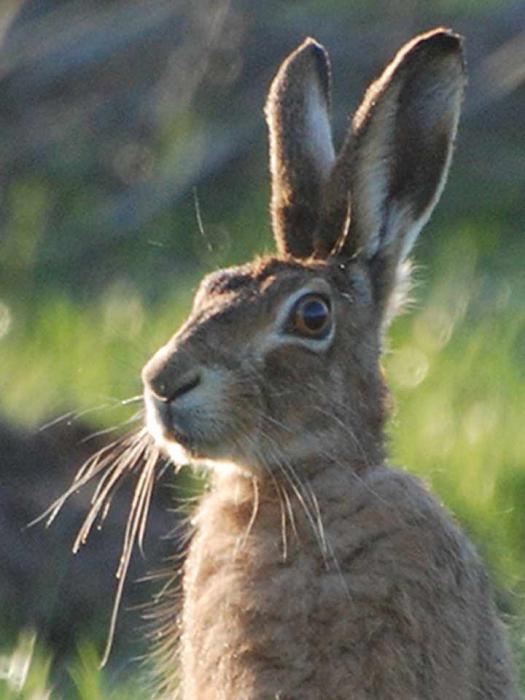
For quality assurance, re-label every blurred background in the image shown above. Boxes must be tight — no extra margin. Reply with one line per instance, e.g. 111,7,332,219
0,0,523,696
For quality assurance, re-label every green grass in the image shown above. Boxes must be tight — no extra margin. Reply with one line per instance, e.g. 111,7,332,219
0,632,52,700
387,236,525,588
0,633,152,699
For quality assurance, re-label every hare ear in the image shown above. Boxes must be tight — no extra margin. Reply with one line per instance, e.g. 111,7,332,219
265,38,335,259
327,29,466,310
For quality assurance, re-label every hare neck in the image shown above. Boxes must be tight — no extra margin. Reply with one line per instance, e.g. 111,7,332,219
179,459,384,699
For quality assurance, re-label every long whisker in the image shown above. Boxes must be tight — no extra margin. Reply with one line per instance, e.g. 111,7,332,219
37,395,143,433
235,475,260,555
259,431,326,561
31,423,164,668
27,433,135,529
268,466,293,561
73,437,148,552
247,419,352,601
100,442,160,667
80,410,144,443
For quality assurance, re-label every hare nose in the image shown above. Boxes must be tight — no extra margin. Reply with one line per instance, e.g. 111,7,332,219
143,363,201,403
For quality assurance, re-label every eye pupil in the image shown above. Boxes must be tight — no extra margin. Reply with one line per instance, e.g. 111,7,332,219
302,300,328,330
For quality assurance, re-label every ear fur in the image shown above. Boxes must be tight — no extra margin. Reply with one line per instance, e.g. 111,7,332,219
265,38,335,259
331,29,466,311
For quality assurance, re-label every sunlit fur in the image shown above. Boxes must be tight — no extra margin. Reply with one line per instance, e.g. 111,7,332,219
52,28,520,699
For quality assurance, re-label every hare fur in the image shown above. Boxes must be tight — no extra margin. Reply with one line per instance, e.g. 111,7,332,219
141,29,520,699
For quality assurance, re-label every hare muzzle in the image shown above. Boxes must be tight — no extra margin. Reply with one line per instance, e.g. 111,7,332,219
143,353,220,458
142,322,264,469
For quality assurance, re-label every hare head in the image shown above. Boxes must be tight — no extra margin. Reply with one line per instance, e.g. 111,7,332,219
142,28,466,478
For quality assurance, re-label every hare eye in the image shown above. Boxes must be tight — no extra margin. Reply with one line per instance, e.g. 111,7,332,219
291,294,331,338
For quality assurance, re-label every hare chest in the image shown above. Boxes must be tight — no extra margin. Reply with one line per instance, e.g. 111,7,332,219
177,467,513,700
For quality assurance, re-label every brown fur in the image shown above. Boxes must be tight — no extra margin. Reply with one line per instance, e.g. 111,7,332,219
139,29,521,698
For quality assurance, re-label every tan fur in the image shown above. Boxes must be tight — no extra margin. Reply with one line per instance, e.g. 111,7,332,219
140,29,521,699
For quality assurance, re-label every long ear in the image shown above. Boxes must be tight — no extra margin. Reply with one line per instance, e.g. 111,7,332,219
317,29,466,308
265,38,335,259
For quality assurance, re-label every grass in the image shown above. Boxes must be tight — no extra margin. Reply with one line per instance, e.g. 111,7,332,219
0,633,151,699
388,232,525,581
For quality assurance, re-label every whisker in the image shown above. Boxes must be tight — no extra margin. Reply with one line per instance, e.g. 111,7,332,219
138,448,160,554
260,434,324,558
120,395,144,406
100,442,160,667
38,395,143,433
31,422,165,668
26,434,132,529
38,410,79,432
73,441,147,552
247,421,352,597
235,475,260,555
80,411,143,443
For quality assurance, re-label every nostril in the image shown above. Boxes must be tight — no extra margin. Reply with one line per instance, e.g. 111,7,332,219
170,373,201,402
148,372,201,403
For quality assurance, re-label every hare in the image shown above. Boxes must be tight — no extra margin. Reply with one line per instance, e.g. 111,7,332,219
138,28,522,699
50,27,519,699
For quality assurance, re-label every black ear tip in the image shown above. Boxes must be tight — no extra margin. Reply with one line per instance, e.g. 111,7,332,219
414,27,465,56
297,37,331,99
391,28,466,81
277,37,331,84
295,37,330,66
301,36,326,53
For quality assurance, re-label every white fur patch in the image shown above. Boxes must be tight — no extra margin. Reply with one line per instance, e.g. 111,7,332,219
305,81,335,178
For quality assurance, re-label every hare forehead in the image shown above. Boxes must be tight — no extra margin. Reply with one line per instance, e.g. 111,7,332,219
193,258,324,309
193,257,370,311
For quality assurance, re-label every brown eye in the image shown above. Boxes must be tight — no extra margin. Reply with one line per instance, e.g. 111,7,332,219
291,294,332,338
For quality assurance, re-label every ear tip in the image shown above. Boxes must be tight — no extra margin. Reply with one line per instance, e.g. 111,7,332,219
269,37,332,105
290,37,331,76
303,38,331,97
411,27,465,62
387,27,466,91
424,29,467,90
301,37,329,58
423,26,464,45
